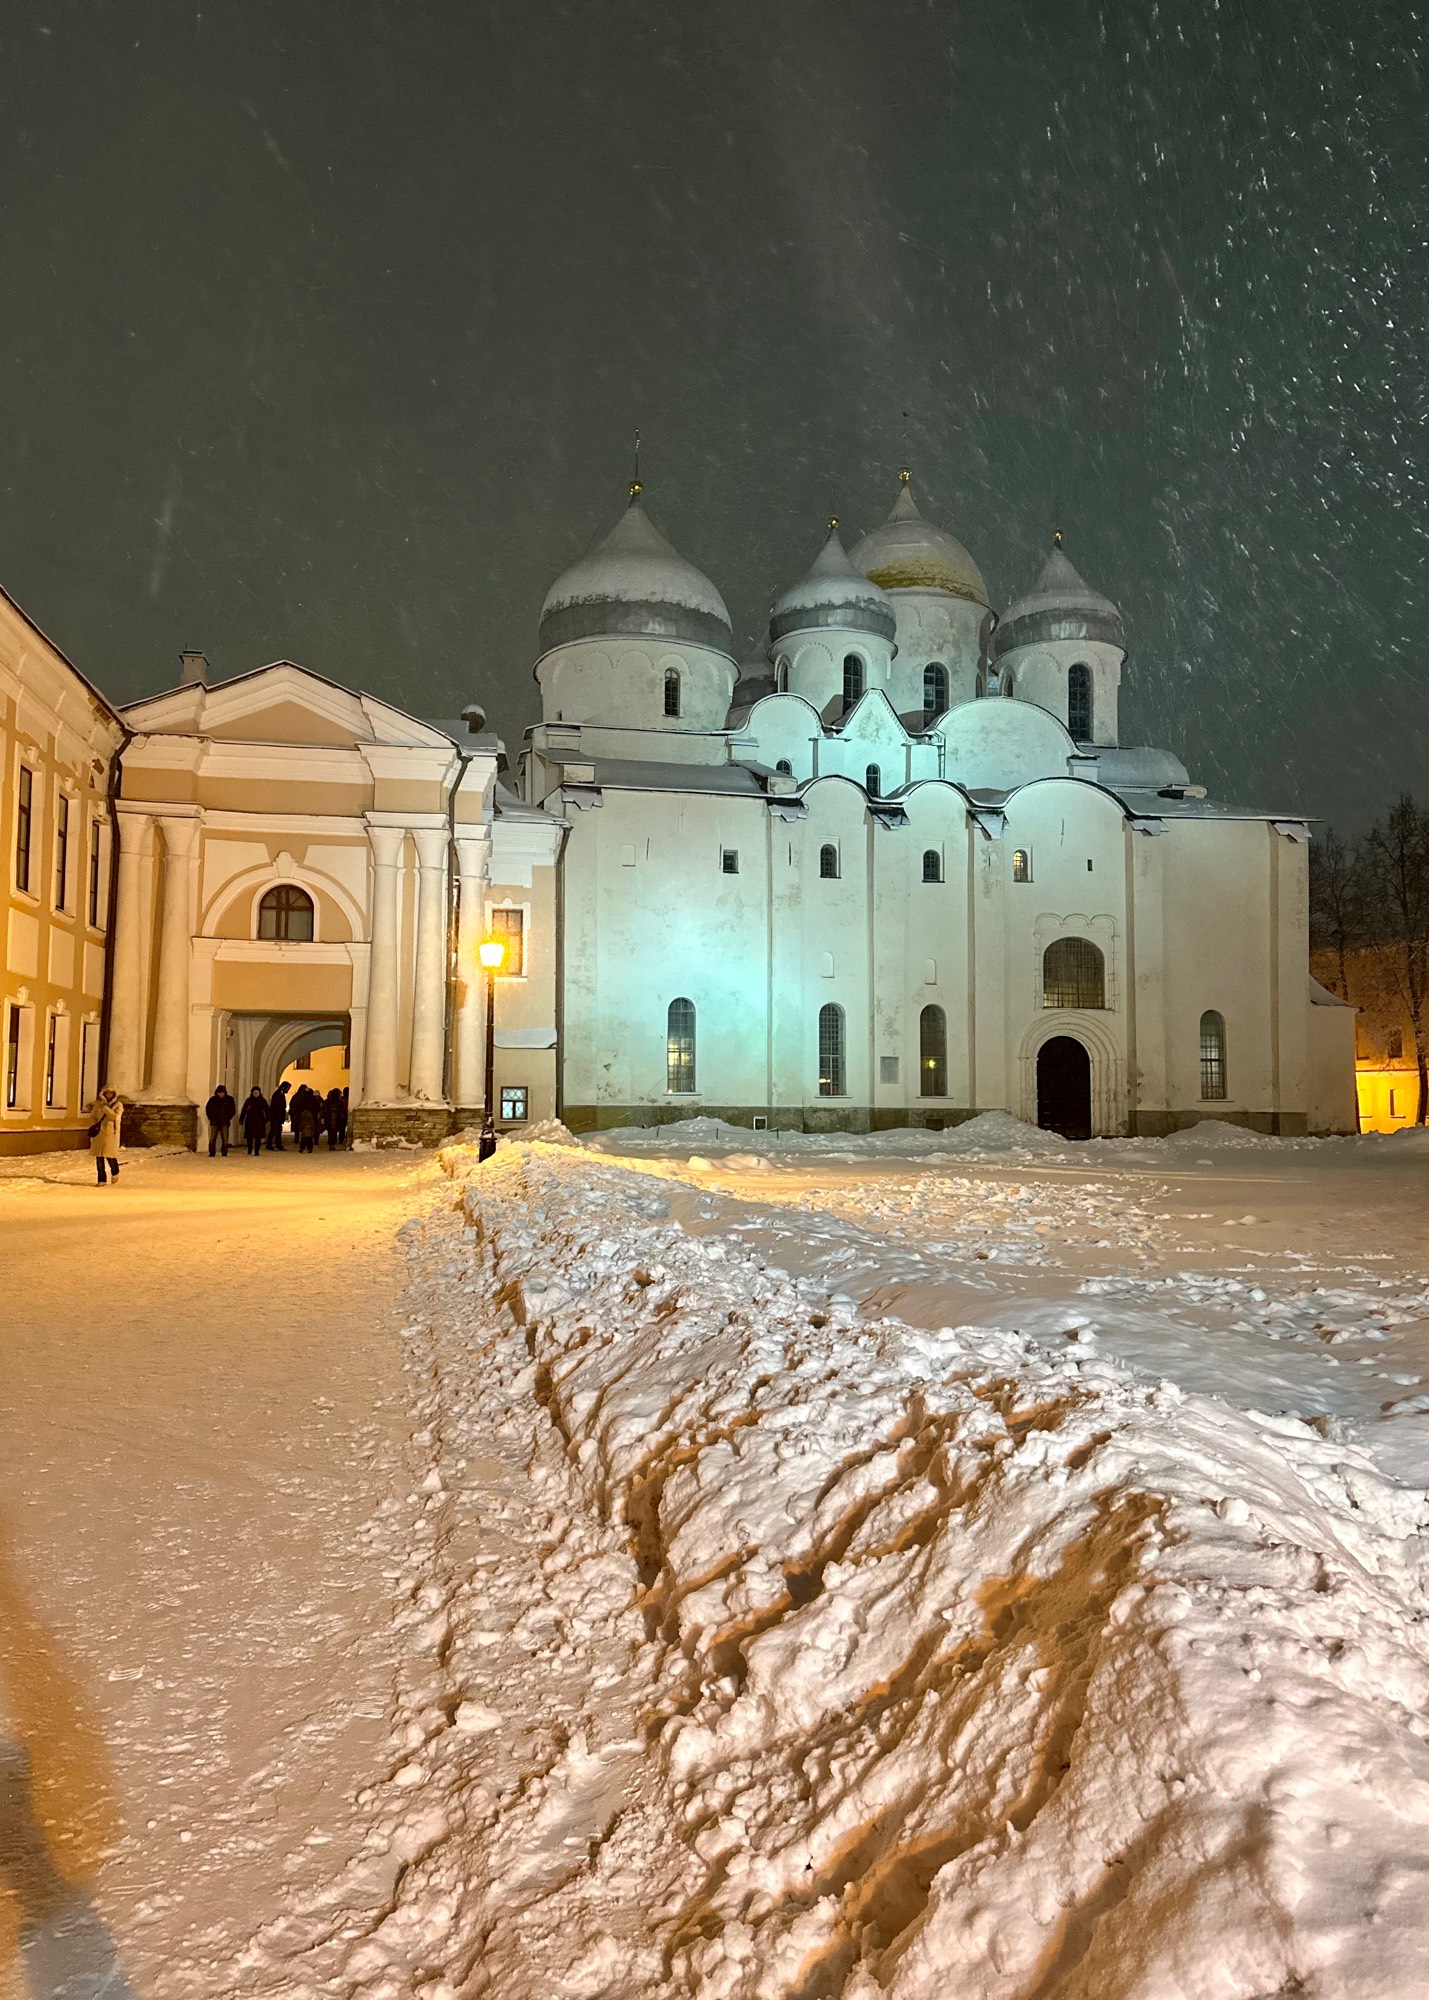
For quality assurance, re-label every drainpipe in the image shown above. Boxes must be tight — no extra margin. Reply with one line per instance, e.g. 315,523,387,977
95,720,133,1092
442,748,473,1110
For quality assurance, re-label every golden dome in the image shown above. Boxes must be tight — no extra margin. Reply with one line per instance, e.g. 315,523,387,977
848,474,989,606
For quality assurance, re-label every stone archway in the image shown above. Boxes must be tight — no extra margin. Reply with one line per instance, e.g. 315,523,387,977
1037,1035,1092,1141
224,1014,349,1100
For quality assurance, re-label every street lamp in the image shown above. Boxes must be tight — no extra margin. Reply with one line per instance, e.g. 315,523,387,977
477,934,506,1160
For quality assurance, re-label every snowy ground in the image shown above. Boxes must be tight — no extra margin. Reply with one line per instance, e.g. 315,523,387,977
2,1125,1428,1997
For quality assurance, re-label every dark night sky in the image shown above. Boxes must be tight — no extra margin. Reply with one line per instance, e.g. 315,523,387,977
1,1,1425,830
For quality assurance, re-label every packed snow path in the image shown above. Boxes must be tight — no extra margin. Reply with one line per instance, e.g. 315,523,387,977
0,1150,426,1999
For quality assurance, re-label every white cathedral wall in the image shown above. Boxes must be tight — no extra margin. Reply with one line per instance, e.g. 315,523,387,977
558,769,1330,1135
997,638,1123,745
537,635,735,731
938,701,1077,792
885,592,984,712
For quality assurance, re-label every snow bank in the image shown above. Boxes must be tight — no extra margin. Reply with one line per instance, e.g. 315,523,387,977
437,1144,1429,1997
590,1110,1068,1160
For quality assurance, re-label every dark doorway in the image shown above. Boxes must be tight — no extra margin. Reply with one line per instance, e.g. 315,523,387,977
1037,1036,1092,1140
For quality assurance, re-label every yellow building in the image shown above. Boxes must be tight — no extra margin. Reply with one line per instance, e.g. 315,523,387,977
1355,1063,1419,1133
1,588,125,1154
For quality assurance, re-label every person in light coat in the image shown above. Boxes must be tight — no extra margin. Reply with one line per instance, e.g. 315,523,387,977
89,1086,123,1185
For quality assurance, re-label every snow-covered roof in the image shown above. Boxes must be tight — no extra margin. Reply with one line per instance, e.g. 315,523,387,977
769,524,896,646
538,495,732,655
848,473,988,606
992,541,1125,657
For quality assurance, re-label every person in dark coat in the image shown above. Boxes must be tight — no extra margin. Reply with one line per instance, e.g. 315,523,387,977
267,1078,290,1150
291,1087,322,1154
239,1087,269,1156
322,1087,344,1148
205,1085,236,1157
339,1086,350,1147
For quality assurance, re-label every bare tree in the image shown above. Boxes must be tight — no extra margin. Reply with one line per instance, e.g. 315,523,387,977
1309,825,1366,1001
1359,794,1429,1124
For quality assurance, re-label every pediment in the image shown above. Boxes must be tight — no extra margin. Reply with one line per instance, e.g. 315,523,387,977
123,661,456,752
831,689,908,754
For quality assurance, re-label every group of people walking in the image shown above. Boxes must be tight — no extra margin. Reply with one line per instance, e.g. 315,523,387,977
204,1079,350,1157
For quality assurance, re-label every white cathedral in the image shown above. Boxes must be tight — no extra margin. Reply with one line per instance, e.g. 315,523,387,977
0,470,1355,1156
519,471,1353,1140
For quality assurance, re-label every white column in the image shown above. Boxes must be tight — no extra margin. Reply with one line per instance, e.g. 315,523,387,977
364,822,405,1103
148,815,200,1101
409,826,450,1103
105,811,150,1093
452,833,490,1108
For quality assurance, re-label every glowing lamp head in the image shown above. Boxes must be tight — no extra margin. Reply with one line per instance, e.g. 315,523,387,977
478,936,506,972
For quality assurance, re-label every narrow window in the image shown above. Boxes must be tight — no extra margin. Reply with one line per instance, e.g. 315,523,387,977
491,905,525,976
81,1020,98,1104
923,662,949,720
776,758,793,775
500,1085,530,1121
1068,663,1093,740
842,655,864,712
919,1004,948,1097
257,884,315,941
4,1006,20,1109
15,766,33,894
720,849,739,875
44,1014,58,1107
1002,670,1015,698
663,668,681,718
1387,1028,1404,1060
88,821,102,927
776,657,790,693
1043,937,1105,1009
865,764,880,798
1199,1009,1227,1100
54,795,70,910
1012,848,1032,883
667,997,696,1093
819,843,839,879
922,849,942,883
1390,1087,1400,1117
818,1002,846,1097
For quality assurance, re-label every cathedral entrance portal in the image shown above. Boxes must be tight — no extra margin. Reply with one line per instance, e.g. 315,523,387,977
1037,1036,1092,1141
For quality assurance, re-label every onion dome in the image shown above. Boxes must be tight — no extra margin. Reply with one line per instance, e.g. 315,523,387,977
769,520,896,648
990,533,1125,659
539,485,733,655
848,470,988,606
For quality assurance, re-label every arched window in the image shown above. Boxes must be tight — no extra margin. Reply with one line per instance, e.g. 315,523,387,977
664,668,681,719
258,884,314,942
667,997,696,1093
919,1004,948,1097
922,849,942,883
1199,1010,1227,1101
818,1002,846,1097
775,757,793,775
1043,937,1105,1009
1068,663,1093,740
1012,848,1032,883
842,655,864,713
1001,670,1015,697
923,662,949,721
819,843,839,879
865,764,881,798
775,657,790,694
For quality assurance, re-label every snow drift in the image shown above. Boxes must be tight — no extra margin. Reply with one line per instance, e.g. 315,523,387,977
427,1143,1429,1997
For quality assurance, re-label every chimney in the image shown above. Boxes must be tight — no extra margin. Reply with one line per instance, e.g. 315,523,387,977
461,702,487,736
179,650,209,687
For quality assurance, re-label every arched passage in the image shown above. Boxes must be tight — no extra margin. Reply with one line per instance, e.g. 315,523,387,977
1037,1035,1092,1140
